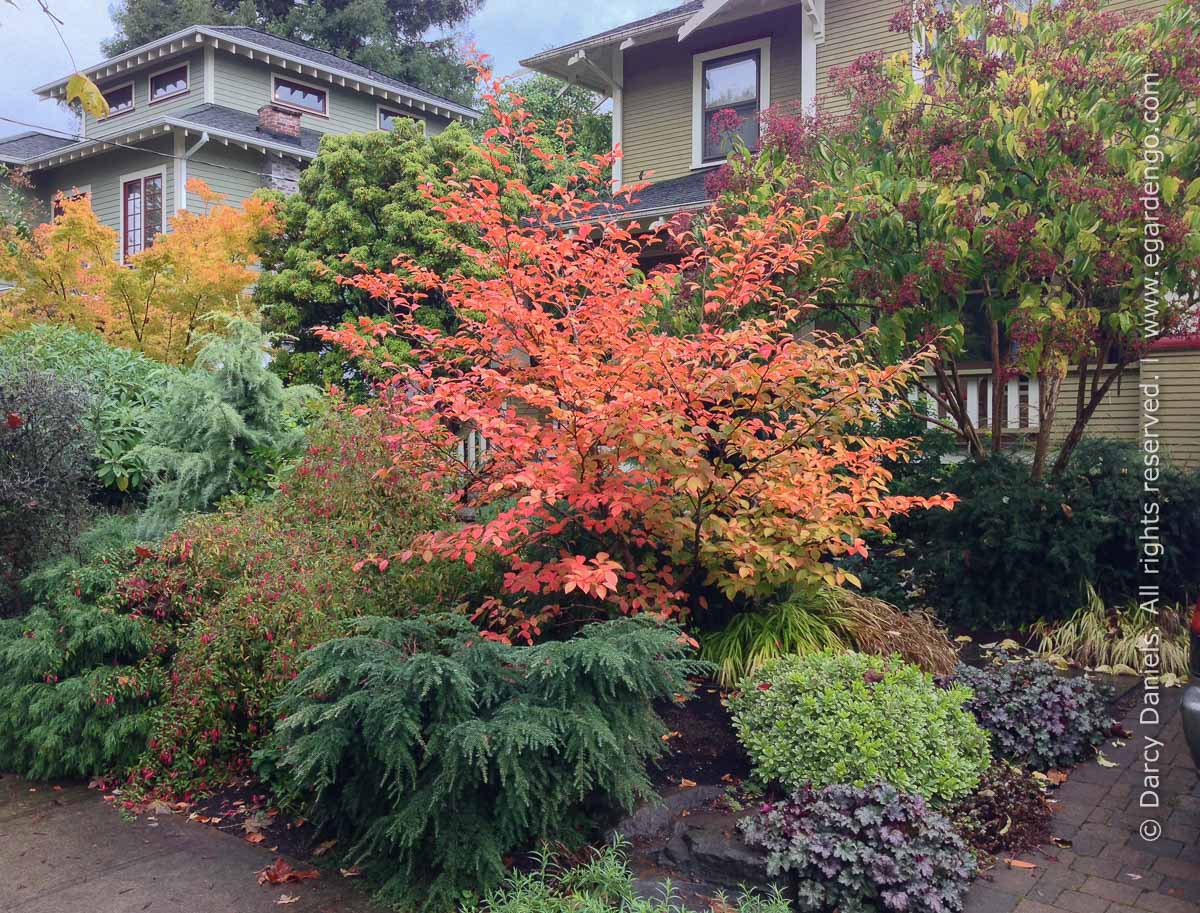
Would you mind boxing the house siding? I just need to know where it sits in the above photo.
[185,143,268,210]
[622,6,805,185]
[87,51,206,141]
[816,0,909,117]
[211,50,450,137]
[38,136,175,238]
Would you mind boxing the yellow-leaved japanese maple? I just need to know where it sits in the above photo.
[319,62,956,641]
[0,179,276,365]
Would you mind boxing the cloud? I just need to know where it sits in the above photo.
[1,0,667,140]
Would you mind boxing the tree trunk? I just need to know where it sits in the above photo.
[1049,358,1129,477]
[932,356,987,460]
[1030,368,1064,480]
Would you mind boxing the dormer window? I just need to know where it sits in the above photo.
[102,82,134,118]
[691,38,771,169]
[149,64,188,103]
[273,76,328,117]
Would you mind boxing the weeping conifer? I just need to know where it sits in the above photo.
[266,614,703,912]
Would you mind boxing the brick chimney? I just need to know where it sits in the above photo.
[257,104,301,138]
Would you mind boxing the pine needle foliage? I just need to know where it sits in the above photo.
[266,613,703,912]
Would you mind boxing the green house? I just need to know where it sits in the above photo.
[0,25,478,258]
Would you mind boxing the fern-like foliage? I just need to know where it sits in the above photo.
[265,614,703,912]
[134,317,315,538]
[0,548,163,779]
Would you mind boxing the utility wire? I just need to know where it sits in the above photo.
[0,113,304,182]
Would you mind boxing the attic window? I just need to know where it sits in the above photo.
[149,64,188,103]
[378,107,427,135]
[102,82,134,118]
[691,38,771,169]
[273,77,328,116]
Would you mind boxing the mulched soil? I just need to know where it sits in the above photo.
[184,779,331,866]
[651,679,750,789]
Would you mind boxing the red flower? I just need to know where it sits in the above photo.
[6,413,21,429]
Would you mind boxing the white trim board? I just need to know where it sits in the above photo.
[691,37,771,171]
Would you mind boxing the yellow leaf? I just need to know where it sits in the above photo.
[1096,751,1119,769]
[66,73,110,119]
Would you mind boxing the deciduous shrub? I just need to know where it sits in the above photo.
[122,411,472,795]
[728,652,989,802]
[263,614,702,913]
[955,654,1116,771]
[479,842,790,913]
[948,762,1052,859]
[740,783,977,913]
[0,363,97,612]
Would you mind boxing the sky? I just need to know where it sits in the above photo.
[0,0,657,142]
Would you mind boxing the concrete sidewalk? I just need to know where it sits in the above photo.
[0,776,381,913]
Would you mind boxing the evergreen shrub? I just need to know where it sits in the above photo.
[262,613,702,912]
[728,651,989,802]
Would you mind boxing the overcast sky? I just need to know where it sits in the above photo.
[0,0,656,141]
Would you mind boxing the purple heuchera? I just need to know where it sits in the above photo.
[740,782,976,913]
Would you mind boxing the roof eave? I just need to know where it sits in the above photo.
[33,26,480,122]
[17,118,316,171]
[519,13,691,78]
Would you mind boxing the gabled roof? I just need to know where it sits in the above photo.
[0,131,76,164]
[32,25,479,122]
[175,103,323,155]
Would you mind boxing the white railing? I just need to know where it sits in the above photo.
[912,371,1040,432]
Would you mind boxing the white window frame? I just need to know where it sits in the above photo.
[100,81,135,120]
[147,61,190,105]
[119,165,168,263]
[377,103,427,135]
[691,37,771,171]
[272,73,330,119]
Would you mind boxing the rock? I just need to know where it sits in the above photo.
[610,785,724,841]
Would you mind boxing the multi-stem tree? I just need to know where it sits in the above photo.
[319,64,955,641]
[0,180,275,366]
[712,0,1200,477]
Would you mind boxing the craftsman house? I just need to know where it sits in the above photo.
[0,25,477,259]
[521,0,1196,465]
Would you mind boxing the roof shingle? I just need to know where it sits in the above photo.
[0,131,75,163]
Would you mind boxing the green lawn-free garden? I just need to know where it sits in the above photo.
[1,3,1199,913]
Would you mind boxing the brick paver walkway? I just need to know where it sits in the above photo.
[965,686,1199,913]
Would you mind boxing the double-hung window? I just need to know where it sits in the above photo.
[101,82,134,118]
[692,38,770,168]
[122,170,164,261]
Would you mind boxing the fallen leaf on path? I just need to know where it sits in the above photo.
[679,778,697,788]
[313,839,337,857]
[276,894,299,905]
[1003,859,1038,870]
[245,833,266,845]
[340,867,361,878]
[1096,752,1119,768]
[145,799,174,816]
[1043,769,1068,785]
[257,858,320,886]
[1050,837,1073,849]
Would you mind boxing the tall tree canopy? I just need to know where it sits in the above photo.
[104,0,483,103]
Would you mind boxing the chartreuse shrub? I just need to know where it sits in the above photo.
[740,783,977,913]
[479,842,790,913]
[729,652,989,802]
[955,653,1115,771]
[261,613,702,913]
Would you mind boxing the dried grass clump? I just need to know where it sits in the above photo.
[834,589,959,676]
